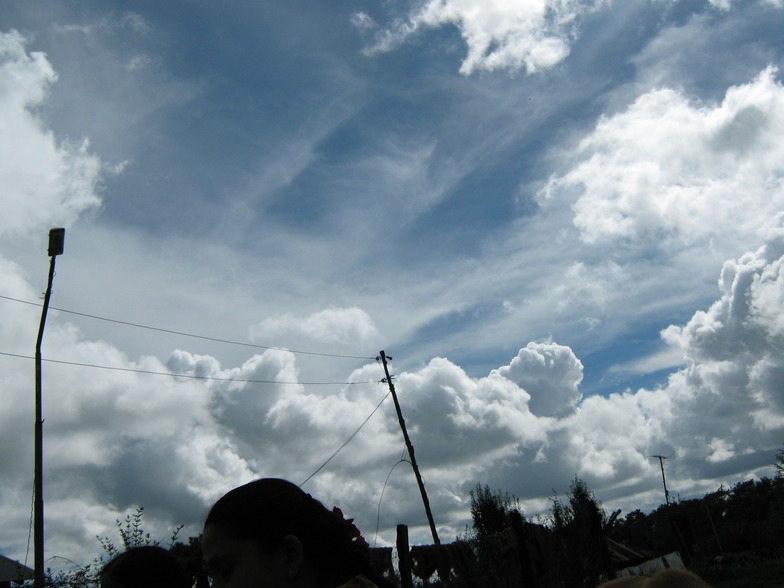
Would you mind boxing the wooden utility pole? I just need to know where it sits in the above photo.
[379,351,440,545]
[652,455,671,506]
[34,228,64,588]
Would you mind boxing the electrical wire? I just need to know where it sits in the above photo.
[0,294,376,360]
[0,351,377,386]
[2,296,402,550]
[299,391,391,487]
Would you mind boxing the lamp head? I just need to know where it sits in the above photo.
[48,228,65,257]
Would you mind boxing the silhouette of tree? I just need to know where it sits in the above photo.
[550,477,613,588]
[467,483,525,539]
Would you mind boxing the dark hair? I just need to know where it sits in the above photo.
[100,545,190,588]
[204,478,394,587]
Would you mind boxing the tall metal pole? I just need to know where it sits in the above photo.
[652,455,671,507]
[34,228,64,588]
[379,351,440,545]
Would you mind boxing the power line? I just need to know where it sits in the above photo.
[0,351,377,386]
[0,294,376,360]
[300,390,391,487]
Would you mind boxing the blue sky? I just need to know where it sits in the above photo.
[2,0,784,567]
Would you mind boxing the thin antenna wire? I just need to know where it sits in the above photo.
[373,458,411,547]
[24,478,35,568]
[45,556,81,566]
[0,351,375,386]
[0,295,375,360]
[300,391,391,487]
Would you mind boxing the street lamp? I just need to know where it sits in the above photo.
[34,228,64,588]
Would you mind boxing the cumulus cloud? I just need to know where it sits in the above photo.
[357,0,604,75]
[554,216,784,493]
[383,221,784,524]
[494,342,583,417]
[540,67,784,250]
[0,31,102,238]
[3,225,783,560]
[661,213,784,431]
[0,311,250,558]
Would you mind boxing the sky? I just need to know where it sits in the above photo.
[1,0,784,569]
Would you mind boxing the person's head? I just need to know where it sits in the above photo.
[100,545,190,588]
[202,478,384,588]
[598,569,712,588]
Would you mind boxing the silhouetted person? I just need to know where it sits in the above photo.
[202,478,396,588]
[101,545,190,588]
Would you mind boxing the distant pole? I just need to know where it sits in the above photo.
[652,455,671,507]
[34,228,65,588]
[379,351,440,545]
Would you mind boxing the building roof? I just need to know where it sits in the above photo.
[0,554,35,582]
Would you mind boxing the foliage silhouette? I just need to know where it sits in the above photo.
[550,477,613,588]
[46,507,183,588]
[466,483,525,540]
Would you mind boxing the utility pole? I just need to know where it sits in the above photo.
[34,228,65,588]
[379,351,440,545]
[652,454,671,507]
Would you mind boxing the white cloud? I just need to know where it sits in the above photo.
[494,342,583,417]
[3,225,783,561]
[540,67,784,250]
[607,346,685,376]
[0,31,102,239]
[350,11,377,33]
[2,4,784,568]
[661,213,784,433]
[708,0,784,8]
[119,12,150,35]
[0,30,232,561]
[348,226,784,524]
[359,0,783,76]
[359,0,605,75]
[249,307,381,347]
[450,219,783,509]
[125,54,153,71]
[54,12,151,37]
